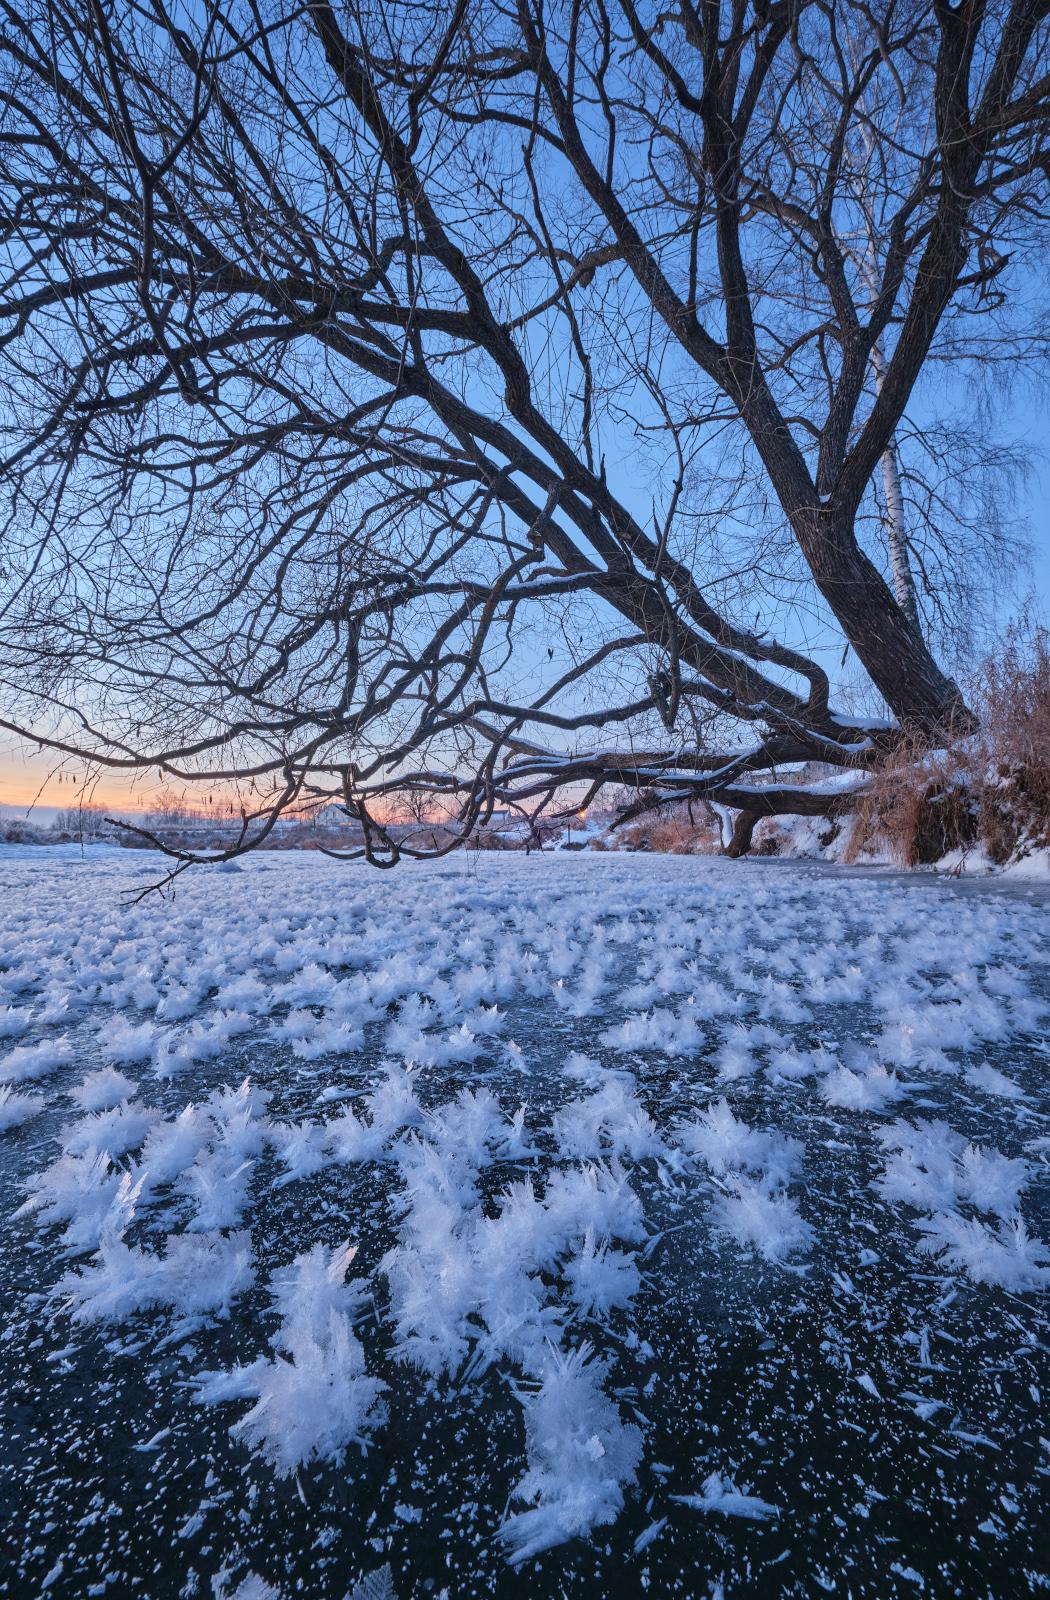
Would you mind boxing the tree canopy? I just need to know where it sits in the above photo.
[1,0,1047,861]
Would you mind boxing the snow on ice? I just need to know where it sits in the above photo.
[0,847,1047,1597]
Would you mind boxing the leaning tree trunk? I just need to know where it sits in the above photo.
[726,376,972,741]
[792,505,972,735]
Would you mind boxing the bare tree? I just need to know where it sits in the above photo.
[51,802,111,841]
[0,0,1047,867]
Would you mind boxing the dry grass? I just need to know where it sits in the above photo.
[614,803,722,855]
[972,623,1050,862]
[845,624,1050,868]
[842,745,977,867]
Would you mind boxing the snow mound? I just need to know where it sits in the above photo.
[0,1085,43,1132]
[60,1221,254,1325]
[915,1212,1049,1291]
[0,1037,74,1083]
[70,1067,139,1112]
[710,1176,814,1263]
[821,1063,902,1111]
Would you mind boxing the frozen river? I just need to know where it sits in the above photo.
[0,850,1047,1599]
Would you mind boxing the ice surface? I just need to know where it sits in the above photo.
[0,848,1046,1594]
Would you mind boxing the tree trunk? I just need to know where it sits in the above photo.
[726,810,761,857]
[879,440,922,635]
[794,506,971,733]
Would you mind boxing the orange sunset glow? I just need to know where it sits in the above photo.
[0,742,220,816]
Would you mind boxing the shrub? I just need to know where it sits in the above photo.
[842,737,977,867]
[613,805,721,855]
[0,818,49,845]
[845,623,1050,868]
[972,624,1050,862]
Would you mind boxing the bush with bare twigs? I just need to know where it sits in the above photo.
[838,626,1050,868]
[613,805,722,856]
[840,744,976,867]
[972,625,1050,863]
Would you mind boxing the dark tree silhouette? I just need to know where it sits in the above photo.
[0,0,1047,864]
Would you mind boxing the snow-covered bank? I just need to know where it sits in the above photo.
[744,811,1050,880]
[595,803,1050,880]
[0,851,1047,1599]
